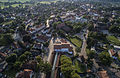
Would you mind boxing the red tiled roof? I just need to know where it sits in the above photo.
[110,49,116,56]
[54,44,73,52]
[98,71,109,78]
[61,44,70,48]
[23,69,33,78]
[16,69,33,78]
[60,39,67,43]
[54,45,61,49]
[37,35,49,42]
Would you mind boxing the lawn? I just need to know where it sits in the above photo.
[69,37,82,47]
[106,36,120,46]
[11,4,20,7]
[40,1,51,4]
[74,60,86,73]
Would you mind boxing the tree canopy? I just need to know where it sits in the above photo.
[0,34,14,46]
[99,52,112,66]
[60,55,81,78]
[6,53,17,64]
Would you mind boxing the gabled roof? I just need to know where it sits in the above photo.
[56,23,65,29]
[54,44,73,52]
[98,70,109,78]
[37,35,49,42]
[60,39,67,43]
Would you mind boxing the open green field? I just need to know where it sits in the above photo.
[40,1,51,4]
[68,37,82,47]
[0,3,32,9]
[0,0,30,2]
[0,0,58,3]
[11,4,32,7]
[39,0,58,4]
[107,36,120,46]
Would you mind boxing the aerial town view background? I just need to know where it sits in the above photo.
[0,0,120,78]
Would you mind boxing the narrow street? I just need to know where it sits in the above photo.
[47,37,54,63]
[40,37,54,78]
[80,30,89,59]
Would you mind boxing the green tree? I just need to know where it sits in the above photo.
[6,53,17,64]
[88,24,94,31]
[71,71,81,78]
[18,26,25,32]
[36,56,42,63]
[14,61,22,70]
[0,34,14,46]
[109,25,120,34]
[24,51,32,60]
[42,62,52,74]
[87,50,95,59]
[52,21,62,29]
[19,54,27,62]
[118,56,120,61]
[23,34,31,43]
[99,52,112,66]
[60,55,80,78]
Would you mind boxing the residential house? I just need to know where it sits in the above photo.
[97,70,109,78]
[56,23,72,32]
[75,16,88,23]
[33,43,43,50]
[108,49,117,59]
[16,69,34,78]
[94,22,108,31]
[28,24,45,34]
[36,35,49,43]
[108,49,116,57]
[54,43,73,54]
